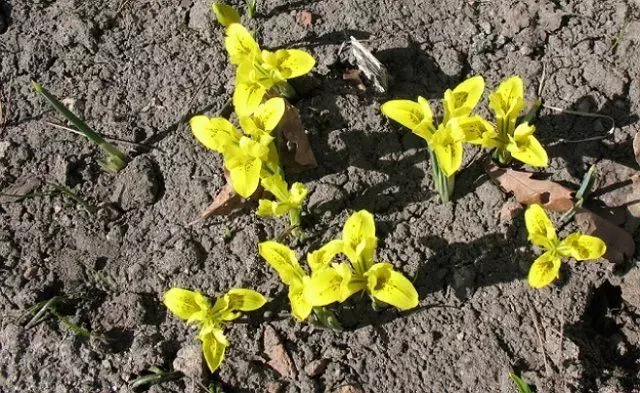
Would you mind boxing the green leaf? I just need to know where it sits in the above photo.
[509,373,534,393]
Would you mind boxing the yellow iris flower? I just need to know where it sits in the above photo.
[163,287,266,372]
[225,23,315,116]
[486,76,548,167]
[525,204,606,288]
[190,97,285,198]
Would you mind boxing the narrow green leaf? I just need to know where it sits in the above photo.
[33,82,128,171]
[509,373,534,393]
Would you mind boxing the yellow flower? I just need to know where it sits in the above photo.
[305,210,419,311]
[505,122,548,167]
[163,287,266,372]
[225,23,315,116]
[189,98,286,198]
[525,204,606,288]
[257,174,308,217]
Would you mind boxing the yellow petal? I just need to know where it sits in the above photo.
[225,288,267,312]
[365,263,418,310]
[256,199,288,217]
[307,239,344,272]
[380,99,433,134]
[343,210,376,247]
[212,2,241,27]
[225,23,260,65]
[274,49,316,79]
[443,75,484,120]
[260,174,290,201]
[258,241,305,286]
[527,252,561,288]
[304,267,343,306]
[452,115,495,145]
[233,81,267,117]
[289,182,308,205]
[508,135,548,167]
[252,97,286,132]
[162,288,210,322]
[190,116,239,152]
[432,125,464,177]
[558,233,607,261]
[228,156,262,198]
[342,210,377,270]
[201,330,227,372]
[289,283,313,320]
[489,76,525,119]
[524,204,557,248]
[334,262,366,302]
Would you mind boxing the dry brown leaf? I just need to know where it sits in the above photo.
[276,101,317,172]
[297,10,313,27]
[343,68,366,91]
[574,207,635,264]
[634,132,640,167]
[486,163,574,212]
[199,169,264,219]
[263,325,295,379]
[199,183,243,219]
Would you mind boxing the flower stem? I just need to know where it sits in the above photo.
[271,81,296,98]
[428,148,454,203]
[493,148,512,166]
[288,207,302,238]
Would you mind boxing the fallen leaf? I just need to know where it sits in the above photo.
[574,207,635,264]
[200,169,263,219]
[263,325,295,379]
[486,163,574,212]
[634,132,640,167]
[276,101,317,172]
[343,68,366,91]
[200,183,243,219]
[297,10,313,27]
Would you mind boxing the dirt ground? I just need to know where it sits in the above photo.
[1,0,640,392]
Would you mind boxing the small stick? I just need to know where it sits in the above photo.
[527,298,552,377]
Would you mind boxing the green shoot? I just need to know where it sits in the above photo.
[611,21,629,52]
[130,366,183,389]
[509,373,534,393]
[560,164,596,222]
[32,82,128,172]
[246,0,257,18]
[24,293,106,342]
